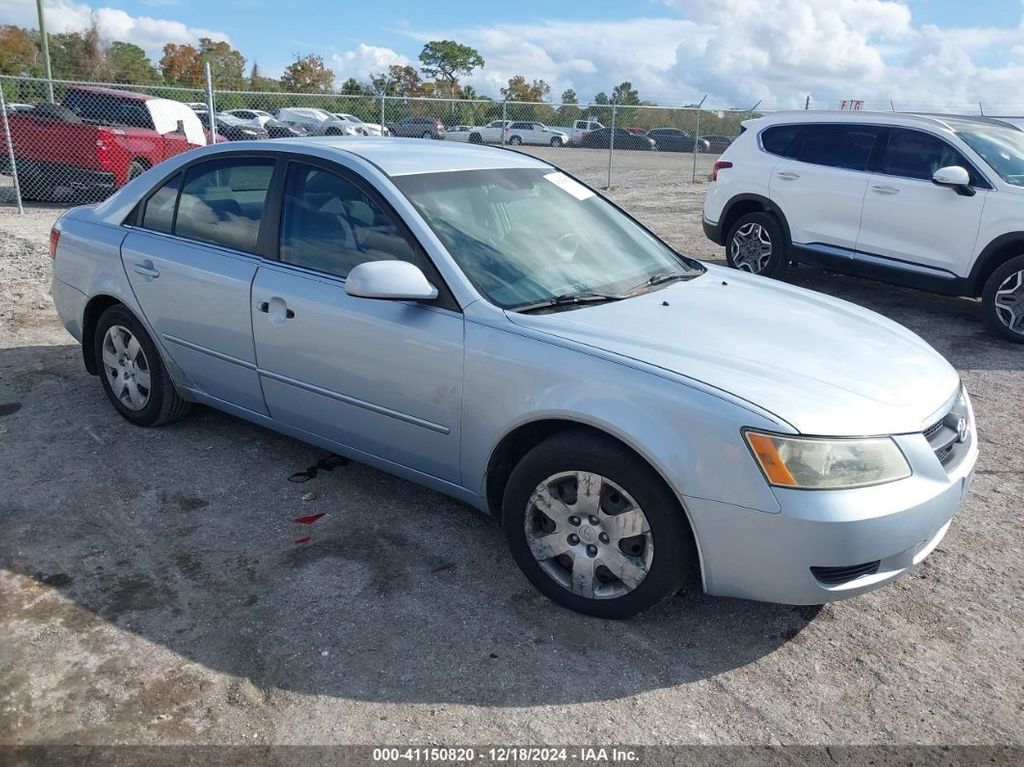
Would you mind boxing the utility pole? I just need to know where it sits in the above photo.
[36,0,54,103]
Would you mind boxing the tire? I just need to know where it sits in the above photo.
[94,304,191,427]
[127,160,147,182]
[325,128,343,136]
[725,211,787,278]
[509,135,522,146]
[17,174,54,202]
[421,131,432,139]
[502,430,697,618]
[982,254,1024,343]
[550,137,563,147]
[469,133,483,144]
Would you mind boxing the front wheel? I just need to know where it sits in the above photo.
[725,211,787,277]
[94,304,191,427]
[982,254,1024,343]
[502,430,697,618]
[550,137,563,147]
[421,131,432,139]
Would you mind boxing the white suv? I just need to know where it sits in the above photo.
[703,111,1024,342]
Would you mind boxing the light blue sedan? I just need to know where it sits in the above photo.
[50,137,978,617]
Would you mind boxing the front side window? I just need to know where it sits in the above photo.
[956,124,1024,187]
[394,168,704,309]
[175,158,274,252]
[882,129,970,181]
[279,164,418,278]
[796,124,882,171]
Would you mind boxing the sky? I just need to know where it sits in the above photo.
[3,0,1024,110]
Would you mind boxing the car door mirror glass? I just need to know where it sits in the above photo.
[345,260,438,301]
[932,165,974,195]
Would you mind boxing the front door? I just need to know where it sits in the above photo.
[121,156,277,413]
[250,160,464,482]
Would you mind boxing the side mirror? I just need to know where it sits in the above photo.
[345,260,438,301]
[932,165,975,196]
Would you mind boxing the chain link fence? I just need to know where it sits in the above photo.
[1,73,757,209]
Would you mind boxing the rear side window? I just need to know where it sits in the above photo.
[882,129,972,182]
[760,125,803,157]
[140,174,180,234]
[175,158,275,252]
[796,124,882,171]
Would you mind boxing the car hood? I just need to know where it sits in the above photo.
[507,266,959,436]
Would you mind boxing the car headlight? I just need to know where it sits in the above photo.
[744,430,911,489]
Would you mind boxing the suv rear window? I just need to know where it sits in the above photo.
[796,124,882,171]
[760,125,802,157]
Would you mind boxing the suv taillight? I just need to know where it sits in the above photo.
[711,160,733,182]
[49,227,60,259]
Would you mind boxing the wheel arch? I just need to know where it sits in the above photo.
[967,232,1024,297]
[81,294,124,375]
[720,194,792,249]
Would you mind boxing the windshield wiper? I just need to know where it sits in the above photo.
[512,292,624,314]
[624,271,694,296]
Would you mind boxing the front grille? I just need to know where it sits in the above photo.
[810,561,881,586]
[923,389,969,469]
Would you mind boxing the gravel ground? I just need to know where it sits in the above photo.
[0,151,1022,749]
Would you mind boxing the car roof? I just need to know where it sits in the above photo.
[70,84,152,102]
[750,110,1019,134]
[243,136,552,176]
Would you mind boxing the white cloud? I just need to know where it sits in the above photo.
[331,43,410,81]
[0,0,230,59]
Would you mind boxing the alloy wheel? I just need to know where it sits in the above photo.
[524,471,654,600]
[994,269,1024,335]
[101,325,152,411]
[730,222,773,273]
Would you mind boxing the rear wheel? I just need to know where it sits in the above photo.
[502,430,697,618]
[94,305,191,427]
[725,211,787,277]
[982,254,1024,343]
[469,133,483,144]
[127,160,147,182]
[509,135,522,146]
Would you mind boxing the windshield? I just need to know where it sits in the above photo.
[957,125,1024,186]
[394,168,704,309]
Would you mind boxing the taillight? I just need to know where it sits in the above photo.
[49,227,60,259]
[711,160,733,182]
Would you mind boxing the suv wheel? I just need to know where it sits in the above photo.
[509,135,522,146]
[725,211,787,277]
[502,430,697,618]
[983,254,1024,343]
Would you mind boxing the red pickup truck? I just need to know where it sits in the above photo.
[2,85,207,201]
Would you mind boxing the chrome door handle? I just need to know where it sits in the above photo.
[132,261,159,279]
[776,171,800,180]
[872,184,900,195]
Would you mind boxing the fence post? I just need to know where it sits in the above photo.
[502,101,507,146]
[0,82,24,213]
[607,103,617,189]
[380,93,387,136]
[691,94,707,183]
[204,63,217,143]
[36,0,54,103]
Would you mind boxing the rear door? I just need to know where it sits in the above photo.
[769,123,883,250]
[250,159,464,482]
[122,156,277,413]
[856,128,988,276]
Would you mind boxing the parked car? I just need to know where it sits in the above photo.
[195,111,269,141]
[580,127,656,151]
[331,113,390,136]
[50,137,976,617]
[703,110,1024,342]
[0,85,205,201]
[3,102,34,113]
[223,108,276,130]
[703,134,735,153]
[568,119,604,146]
[467,120,511,144]
[387,116,445,139]
[647,128,710,153]
[443,125,474,142]
[264,119,307,139]
[506,121,570,147]
[275,107,355,136]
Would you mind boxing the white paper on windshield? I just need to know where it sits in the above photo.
[543,171,595,201]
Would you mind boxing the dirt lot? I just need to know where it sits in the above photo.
[1,149,1022,749]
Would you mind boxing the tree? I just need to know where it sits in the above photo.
[199,38,245,89]
[611,81,640,105]
[500,75,550,103]
[105,42,159,84]
[370,65,424,97]
[281,53,334,93]
[160,43,203,86]
[248,61,279,91]
[0,26,39,76]
[418,40,484,99]
[340,77,370,96]
[560,88,578,105]
[49,25,104,80]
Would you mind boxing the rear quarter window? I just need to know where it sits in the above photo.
[760,125,803,157]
